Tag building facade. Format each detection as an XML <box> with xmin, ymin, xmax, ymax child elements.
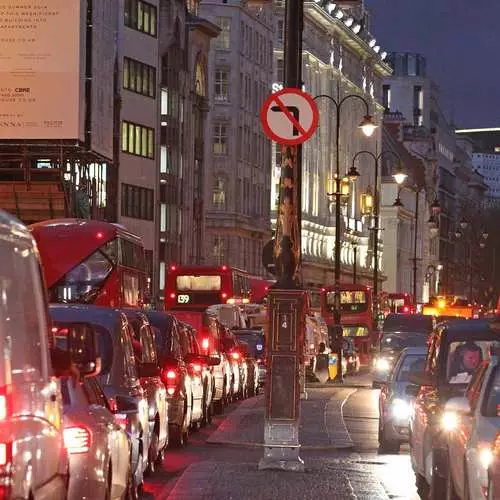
<box><xmin>271</xmin><ymin>1</ymin><xmax>392</xmax><ymax>293</ymax></box>
<box><xmin>200</xmin><ymin>1</ymin><xmax>274</xmax><ymax>276</ymax></box>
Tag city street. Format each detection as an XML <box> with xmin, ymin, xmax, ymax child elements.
<box><xmin>143</xmin><ymin>373</ymin><xmax>420</xmax><ymax>500</ymax></box>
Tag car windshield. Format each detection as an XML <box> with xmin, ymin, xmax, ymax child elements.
<box><xmin>380</xmin><ymin>332</ymin><xmax>428</xmax><ymax>350</ymax></box>
<box><xmin>484</xmin><ymin>365</ymin><xmax>500</xmax><ymax>417</ymax></box>
<box><xmin>446</xmin><ymin>340</ymin><xmax>496</xmax><ymax>385</ymax></box>
<box><xmin>383</xmin><ymin>314</ymin><xmax>433</xmax><ymax>334</ymax></box>
<box><xmin>396</xmin><ymin>354</ymin><xmax>426</xmax><ymax>382</ymax></box>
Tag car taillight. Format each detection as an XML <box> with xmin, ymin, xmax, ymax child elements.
<box><xmin>114</xmin><ymin>413</ymin><xmax>128</xmax><ymax>431</ymax></box>
<box><xmin>202</xmin><ymin>338</ymin><xmax>210</xmax><ymax>350</ymax></box>
<box><xmin>166</xmin><ymin>370</ymin><xmax>177</xmax><ymax>380</ymax></box>
<box><xmin>191</xmin><ymin>364</ymin><xmax>202</xmax><ymax>373</ymax></box>
<box><xmin>63</xmin><ymin>426</ymin><xmax>91</xmax><ymax>454</ymax></box>
<box><xmin>162</xmin><ymin>369</ymin><xmax>178</xmax><ymax>395</ymax></box>
<box><xmin>231</xmin><ymin>352</ymin><xmax>240</xmax><ymax>361</ymax></box>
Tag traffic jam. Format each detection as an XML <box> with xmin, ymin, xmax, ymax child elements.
<box><xmin>1</xmin><ymin>211</ymin><xmax>500</xmax><ymax>499</ymax></box>
<box><xmin>0</xmin><ymin>214</ymin><xmax>266</xmax><ymax>500</ymax></box>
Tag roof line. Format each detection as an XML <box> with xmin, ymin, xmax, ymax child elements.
<box><xmin>456</xmin><ymin>128</ymin><xmax>500</xmax><ymax>133</ymax></box>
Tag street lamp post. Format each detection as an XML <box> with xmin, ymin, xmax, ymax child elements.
<box><xmin>348</xmin><ymin>150</ymin><xmax>403</xmax><ymax>316</ymax></box>
<box><xmin>315</xmin><ymin>94</ymin><xmax>377</xmax><ymax>383</ymax></box>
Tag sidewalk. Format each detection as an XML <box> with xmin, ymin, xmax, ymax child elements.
<box><xmin>206</xmin><ymin>388</ymin><xmax>354</xmax><ymax>450</ymax></box>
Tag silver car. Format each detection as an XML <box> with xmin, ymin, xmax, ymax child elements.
<box><xmin>0</xmin><ymin>210</ymin><xmax>71</xmax><ymax>499</ymax></box>
<box><xmin>61</xmin><ymin>376</ymin><xmax>131</xmax><ymax>500</ymax></box>
<box><xmin>375</xmin><ymin>346</ymin><xmax>427</xmax><ymax>453</ymax></box>
<box><xmin>445</xmin><ymin>353</ymin><xmax>500</xmax><ymax>499</ymax></box>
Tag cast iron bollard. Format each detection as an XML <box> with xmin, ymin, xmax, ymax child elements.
<box><xmin>258</xmin><ymin>289</ymin><xmax>306</xmax><ymax>471</ymax></box>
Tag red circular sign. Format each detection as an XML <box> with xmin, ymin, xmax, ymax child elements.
<box><xmin>260</xmin><ymin>88</ymin><xmax>319</xmax><ymax>146</ymax></box>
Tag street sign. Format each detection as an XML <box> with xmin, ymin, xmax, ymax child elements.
<box><xmin>260</xmin><ymin>88</ymin><xmax>319</xmax><ymax>146</ymax></box>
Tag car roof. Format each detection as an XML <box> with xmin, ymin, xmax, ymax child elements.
<box><xmin>49</xmin><ymin>303</ymin><xmax>125</xmax><ymax>333</ymax></box>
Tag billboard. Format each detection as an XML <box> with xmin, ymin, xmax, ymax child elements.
<box><xmin>0</xmin><ymin>0</ymin><xmax>82</xmax><ymax>140</ymax></box>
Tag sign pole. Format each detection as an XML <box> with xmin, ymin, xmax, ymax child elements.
<box><xmin>259</xmin><ymin>0</ymin><xmax>305</xmax><ymax>472</ymax></box>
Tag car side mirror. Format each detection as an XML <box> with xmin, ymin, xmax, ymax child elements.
<box><xmin>444</xmin><ymin>396</ymin><xmax>471</xmax><ymax>415</ymax></box>
<box><xmin>408</xmin><ymin>370</ymin><xmax>435</xmax><ymax>387</ymax></box>
<box><xmin>405</xmin><ymin>384</ymin><xmax>420</xmax><ymax>397</ymax></box>
<box><xmin>52</xmin><ymin>323</ymin><xmax>101</xmax><ymax>378</ymax></box>
<box><xmin>139</xmin><ymin>363</ymin><xmax>160</xmax><ymax>378</ymax></box>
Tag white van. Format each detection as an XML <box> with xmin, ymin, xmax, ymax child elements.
<box><xmin>0</xmin><ymin>210</ymin><xmax>70</xmax><ymax>499</ymax></box>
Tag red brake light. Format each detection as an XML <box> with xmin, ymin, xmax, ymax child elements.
<box><xmin>170</xmin><ymin>293</ymin><xmax>176</xmax><ymax>299</ymax></box>
<box><xmin>63</xmin><ymin>426</ymin><xmax>91</xmax><ymax>454</ymax></box>
<box><xmin>403</xmin><ymin>306</ymin><xmax>410</xmax><ymax>313</ymax></box>
<box><xmin>166</xmin><ymin>370</ymin><xmax>177</xmax><ymax>380</ymax></box>
<box><xmin>96</xmin><ymin>232</ymin><xmax>103</xmax><ymax>239</ymax></box>
<box><xmin>221</xmin><ymin>292</ymin><xmax>228</xmax><ymax>299</ymax></box>
<box><xmin>232</xmin><ymin>352</ymin><xmax>240</xmax><ymax>361</ymax></box>
<box><xmin>202</xmin><ymin>338</ymin><xmax>209</xmax><ymax>350</ymax></box>
<box><xmin>170</xmin><ymin>265</ymin><xmax>177</xmax><ymax>271</ymax></box>
<box><xmin>222</xmin><ymin>265</ymin><xmax>227</xmax><ymax>271</ymax></box>
<box><xmin>114</xmin><ymin>413</ymin><xmax>128</xmax><ymax>430</ymax></box>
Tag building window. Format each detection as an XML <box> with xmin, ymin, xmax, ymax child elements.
<box><xmin>382</xmin><ymin>84</ymin><xmax>391</xmax><ymax>111</ymax></box>
<box><xmin>123</xmin><ymin>57</ymin><xmax>156</xmax><ymax>98</ymax></box>
<box><xmin>276</xmin><ymin>58</ymin><xmax>284</xmax><ymax>83</ymax></box>
<box><xmin>124</xmin><ymin>0</ymin><xmax>157</xmax><ymax>37</ymax></box>
<box><xmin>215</xmin><ymin>17</ymin><xmax>231</xmax><ymax>49</ymax></box>
<box><xmin>212</xmin><ymin>124</ymin><xmax>228</xmax><ymax>155</ymax></box>
<box><xmin>212</xmin><ymin>236</ymin><xmax>227</xmax><ymax>264</ymax></box>
<box><xmin>212</xmin><ymin>175</ymin><xmax>227</xmax><ymax>209</ymax></box>
<box><xmin>121</xmin><ymin>121</ymin><xmax>155</xmax><ymax>158</ymax></box>
<box><xmin>214</xmin><ymin>68</ymin><xmax>229</xmax><ymax>101</ymax></box>
<box><xmin>121</xmin><ymin>183</ymin><xmax>154</xmax><ymax>220</ymax></box>
<box><xmin>277</xmin><ymin>20</ymin><xmax>284</xmax><ymax>42</ymax></box>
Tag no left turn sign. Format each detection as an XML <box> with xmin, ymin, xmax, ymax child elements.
<box><xmin>260</xmin><ymin>87</ymin><xmax>319</xmax><ymax>146</ymax></box>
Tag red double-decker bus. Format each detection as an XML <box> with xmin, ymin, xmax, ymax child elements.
<box><xmin>30</xmin><ymin>219</ymin><xmax>147</xmax><ymax>308</ymax></box>
<box><xmin>320</xmin><ymin>283</ymin><xmax>375</xmax><ymax>364</ymax></box>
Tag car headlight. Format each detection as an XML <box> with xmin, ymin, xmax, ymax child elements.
<box><xmin>441</xmin><ymin>411</ymin><xmax>459</xmax><ymax>431</ymax></box>
<box><xmin>479</xmin><ymin>447</ymin><xmax>494</xmax><ymax>470</ymax></box>
<box><xmin>375</xmin><ymin>357</ymin><xmax>391</xmax><ymax>372</ymax></box>
<box><xmin>391</xmin><ymin>398</ymin><xmax>411</xmax><ymax>420</ymax></box>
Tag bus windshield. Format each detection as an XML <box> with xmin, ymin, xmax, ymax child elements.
<box><xmin>49</xmin><ymin>239</ymin><xmax>117</xmax><ymax>303</ymax></box>
<box><xmin>326</xmin><ymin>290</ymin><xmax>368</xmax><ymax>313</ymax></box>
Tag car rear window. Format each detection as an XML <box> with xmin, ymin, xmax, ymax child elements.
<box><xmin>380</xmin><ymin>332</ymin><xmax>428</xmax><ymax>350</ymax></box>
<box><xmin>383</xmin><ymin>314</ymin><xmax>433</xmax><ymax>333</ymax></box>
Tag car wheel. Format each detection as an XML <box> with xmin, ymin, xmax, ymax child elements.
<box><xmin>429</xmin><ymin>459</ymin><xmax>447</xmax><ymax>499</ymax></box>
<box><xmin>445</xmin><ymin>462</ymin><xmax>459</xmax><ymax>500</ymax></box>
<box><xmin>168</xmin><ymin>423</ymin><xmax>184</xmax><ymax>448</ymax></box>
<box><xmin>378</xmin><ymin>423</ymin><xmax>400</xmax><ymax>454</ymax></box>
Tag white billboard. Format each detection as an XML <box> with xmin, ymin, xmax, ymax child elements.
<box><xmin>0</xmin><ymin>0</ymin><xmax>82</xmax><ymax>140</ymax></box>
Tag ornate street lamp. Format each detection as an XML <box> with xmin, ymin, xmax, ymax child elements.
<box><xmin>361</xmin><ymin>189</ymin><xmax>374</xmax><ymax>215</ymax></box>
<box><xmin>459</xmin><ymin>217</ymin><xmax>468</xmax><ymax>230</ymax></box>
<box><xmin>358</xmin><ymin>115</ymin><xmax>378</xmax><ymax>137</ymax></box>
<box><xmin>392</xmin><ymin>165</ymin><xmax>408</xmax><ymax>186</ymax></box>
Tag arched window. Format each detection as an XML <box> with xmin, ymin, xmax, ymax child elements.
<box><xmin>212</xmin><ymin>175</ymin><xmax>227</xmax><ymax>209</ymax></box>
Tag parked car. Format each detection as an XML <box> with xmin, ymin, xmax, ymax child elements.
<box><xmin>236</xmin><ymin>339</ymin><xmax>260</xmax><ymax>397</ymax></box>
<box><xmin>407</xmin><ymin>319</ymin><xmax>500</xmax><ymax>499</ymax></box>
<box><xmin>179</xmin><ymin>322</ymin><xmax>214</xmax><ymax>427</ymax></box>
<box><xmin>50</xmin><ymin>304</ymin><xmax>150</xmax><ymax>497</ymax></box>
<box><xmin>444</xmin><ymin>351</ymin><xmax>500</xmax><ymax>499</ymax></box>
<box><xmin>220</xmin><ymin>326</ymin><xmax>243</xmax><ymax>401</ymax></box>
<box><xmin>123</xmin><ymin>310</ymin><xmax>169</xmax><ymax>473</ymax></box>
<box><xmin>146</xmin><ymin>311</ymin><xmax>195</xmax><ymax>447</ymax></box>
<box><xmin>233</xmin><ymin>329</ymin><xmax>266</xmax><ymax>388</ymax></box>
<box><xmin>0</xmin><ymin>210</ymin><xmax>72</xmax><ymax>499</ymax></box>
<box><xmin>374</xmin><ymin>347</ymin><xmax>427</xmax><ymax>453</ymax></box>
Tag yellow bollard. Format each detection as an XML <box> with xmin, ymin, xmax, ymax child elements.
<box><xmin>328</xmin><ymin>353</ymin><xmax>338</xmax><ymax>381</ymax></box>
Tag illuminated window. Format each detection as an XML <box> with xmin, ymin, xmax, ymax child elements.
<box><xmin>124</xmin><ymin>0</ymin><xmax>157</xmax><ymax>37</ymax></box>
<box><xmin>121</xmin><ymin>121</ymin><xmax>155</xmax><ymax>158</ymax></box>
<box><xmin>212</xmin><ymin>175</ymin><xmax>227</xmax><ymax>209</ymax></box>
<box><xmin>123</xmin><ymin>57</ymin><xmax>156</xmax><ymax>98</ymax></box>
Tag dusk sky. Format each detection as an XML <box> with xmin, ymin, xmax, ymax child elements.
<box><xmin>365</xmin><ymin>0</ymin><xmax>499</xmax><ymax>128</ymax></box>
